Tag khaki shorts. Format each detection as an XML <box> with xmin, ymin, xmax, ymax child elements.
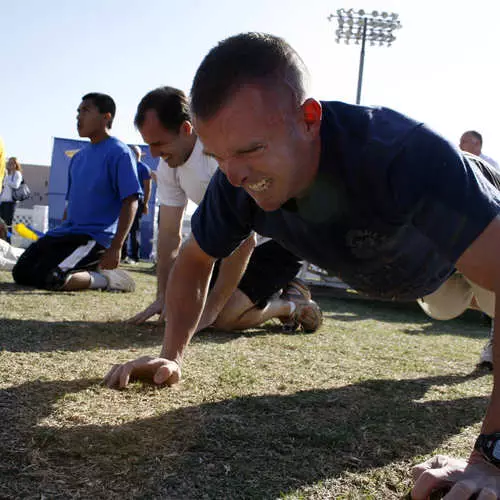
<box><xmin>418</xmin><ymin>273</ymin><xmax>495</xmax><ymax>320</ymax></box>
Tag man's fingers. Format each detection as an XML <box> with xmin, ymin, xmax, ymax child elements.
<box><xmin>412</xmin><ymin>455</ymin><xmax>451</xmax><ymax>481</ymax></box>
<box><xmin>127</xmin><ymin>311</ymin><xmax>150</xmax><ymax>325</ymax></box>
<box><xmin>119</xmin><ymin>363</ymin><xmax>133</xmax><ymax>389</ymax></box>
<box><xmin>411</xmin><ymin>467</ymin><xmax>453</xmax><ymax>500</ymax></box>
<box><xmin>126</xmin><ymin>304</ymin><xmax>161</xmax><ymax>324</ymax></box>
<box><xmin>443</xmin><ymin>480</ymin><xmax>479</xmax><ymax>500</ymax></box>
<box><xmin>153</xmin><ymin>362</ymin><xmax>180</xmax><ymax>386</ymax></box>
<box><xmin>103</xmin><ymin>364</ymin><xmax>121</xmax><ymax>386</ymax></box>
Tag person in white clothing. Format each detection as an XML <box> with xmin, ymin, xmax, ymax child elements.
<box><xmin>459</xmin><ymin>130</ymin><xmax>500</xmax><ymax>369</ymax></box>
<box><xmin>460</xmin><ymin>130</ymin><xmax>499</xmax><ymax>170</ymax></box>
<box><xmin>0</xmin><ymin>157</ymin><xmax>23</xmax><ymax>242</ymax></box>
<box><xmin>126</xmin><ymin>86</ymin><xmax>322</xmax><ymax>334</ymax></box>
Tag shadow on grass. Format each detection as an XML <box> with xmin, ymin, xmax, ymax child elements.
<box><xmin>0</xmin><ymin>318</ymin><xmax>165</xmax><ymax>353</ymax></box>
<box><xmin>0</xmin><ymin>318</ymin><xmax>300</xmax><ymax>353</ymax></box>
<box><xmin>318</xmin><ymin>297</ymin><xmax>491</xmax><ymax>340</ymax></box>
<box><xmin>0</xmin><ymin>372</ymin><xmax>490</xmax><ymax>499</ymax></box>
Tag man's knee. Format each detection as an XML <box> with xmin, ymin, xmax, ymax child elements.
<box><xmin>12</xmin><ymin>253</ymin><xmax>39</xmax><ymax>286</ymax></box>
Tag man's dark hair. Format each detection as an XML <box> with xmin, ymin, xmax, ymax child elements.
<box><xmin>190</xmin><ymin>32</ymin><xmax>309</xmax><ymax>120</ymax></box>
<box><xmin>464</xmin><ymin>130</ymin><xmax>483</xmax><ymax>146</ymax></box>
<box><xmin>134</xmin><ymin>86</ymin><xmax>190</xmax><ymax>133</ymax></box>
<box><xmin>82</xmin><ymin>92</ymin><xmax>116</xmax><ymax>128</ymax></box>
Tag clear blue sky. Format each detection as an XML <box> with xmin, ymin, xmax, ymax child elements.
<box><xmin>1</xmin><ymin>0</ymin><xmax>499</xmax><ymax>166</ymax></box>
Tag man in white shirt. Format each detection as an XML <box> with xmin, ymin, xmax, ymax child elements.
<box><xmin>127</xmin><ymin>86</ymin><xmax>322</xmax><ymax>333</ymax></box>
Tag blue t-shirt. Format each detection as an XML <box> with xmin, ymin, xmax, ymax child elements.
<box><xmin>191</xmin><ymin>101</ymin><xmax>500</xmax><ymax>300</ymax></box>
<box><xmin>137</xmin><ymin>160</ymin><xmax>151</xmax><ymax>190</ymax></box>
<box><xmin>48</xmin><ymin>136</ymin><xmax>142</xmax><ymax>247</ymax></box>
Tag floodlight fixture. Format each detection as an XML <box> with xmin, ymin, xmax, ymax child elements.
<box><xmin>328</xmin><ymin>8</ymin><xmax>402</xmax><ymax>104</ymax></box>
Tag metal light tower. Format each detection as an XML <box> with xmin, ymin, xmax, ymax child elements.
<box><xmin>328</xmin><ymin>9</ymin><xmax>402</xmax><ymax>104</ymax></box>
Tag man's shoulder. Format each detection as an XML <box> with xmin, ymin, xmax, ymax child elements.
<box><xmin>137</xmin><ymin>161</ymin><xmax>151</xmax><ymax>174</ymax></box>
<box><xmin>105</xmin><ymin>137</ymin><xmax>132</xmax><ymax>156</ymax></box>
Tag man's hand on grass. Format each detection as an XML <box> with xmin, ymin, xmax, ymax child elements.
<box><xmin>411</xmin><ymin>453</ymin><xmax>500</xmax><ymax>499</ymax></box>
<box><xmin>126</xmin><ymin>298</ymin><xmax>166</xmax><ymax>325</ymax></box>
<box><xmin>99</xmin><ymin>246</ymin><xmax>121</xmax><ymax>270</ymax></box>
<box><xmin>104</xmin><ymin>356</ymin><xmax>181</xmax><ymax>389</ymax></box>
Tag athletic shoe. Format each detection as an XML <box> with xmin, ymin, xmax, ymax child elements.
<box><xmin>281</xmin><ymin>278</ymin><xmax>312</xmax><ymax>301</ymax></box>
<box><xmin>100</xmin><ymin>269</ymin><xmax>136</xmax><ymax>293</ymax></box>
<box><xmin>477</xmin><ymin>339</ymin><xmax>493</xmax><ymax>370</ymax></box>
<box><xmin>122</xmin><ymin>257</ymin><xmax>137</xmax><ymax>265</ymax></box>
<box><xmin>283</xmin><ymin>298</ymin><xmax>323</xmax><ymax>333</ymax></box>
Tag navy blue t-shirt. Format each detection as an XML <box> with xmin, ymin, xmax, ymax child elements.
<box><xmin>191</xmin><ymin>101</ymin><xmax>500</xmax><ymax>300</ymax></box>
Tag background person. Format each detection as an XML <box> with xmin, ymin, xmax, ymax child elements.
<box><xmin>122</xmin><ymin>145</ymin><xmax>152</xmax><ymax>263</ymax></box>
<box><xmin>460</xmin><ymin>130</ymin><xmax>499</xmax><ymax>171</ymax></box>
<box><xmin>0</xmin><ymin>136</ymin><xmax>5</xmax><ymax>187</ymax></box>
<box><xmin>12</xmin><ymin>92</ymin><xmax>141</xmax><ymax>292</ymax></box>
<box><xmin>459</xmin><ymin>132</ymin><xmax>500</xmax><ymax>370</ymax></box>
<box><xmin>106</xmin><ymin>33</ymin><xmax>500</xmax><ymax>499</ymax></box>
<box><xmin>0</xmin><ymin>157</ymin><xmax>23</xmax><ymax>242</ymax></box>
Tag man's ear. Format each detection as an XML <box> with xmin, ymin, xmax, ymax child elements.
<box><xmin>104</xmin><ymin>112</ymin><xmax>113</xmax><ymax>129</ymax></box>
<box><xmin>301</xmin><ymin>98</ymin><xmax>322</xmax><ymax>131</ymax></box>
<box><xmin>180</xmin><ymin>120</ymin><xmax>194</xmax><ymax>136</ymax></box>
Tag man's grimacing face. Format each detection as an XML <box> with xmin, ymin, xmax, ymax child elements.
<box><xmin>139</xmin><ymin>109</ymin><xmax>192</xmax><ymax>168</ymax></box>
<box><xmin>193</xmin><ymin>84</ymin><xmax>320</xmax><ymax>212</ymax></box>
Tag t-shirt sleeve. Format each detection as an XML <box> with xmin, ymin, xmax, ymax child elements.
<box><xmin>191</xmin><ymin>170</ymin><xmax>254</xmax><ymax>258</ymax></box>
<box><xmin>113</xmin><ymin>150</ymin><xmax>142</xmax><ymax>201</ymax></box>
<box><xmin>138</xmin><ymin>161</ymin><xmax>152</xmax><ymax>182</ymax></box>
<box><xmin>156</xmin><ymin>158</ymin><xmax>187</xmax><ymax>207</ymax></box>
<box><xmin>386</xmin><ymin>124</ymin><xmax>500</xmax><ymax>264</ymax></box>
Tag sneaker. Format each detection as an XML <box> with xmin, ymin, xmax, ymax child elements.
<box><xmin>100</xmin><ymin>269</ymin><xmax>136</xmax><ymax>293</ymax></box>
<box><xmin>281</xmin><ymin>278</ymin><xmax>312</xmax><ymax>301</ymax></box>
<box><xmin>122</xmin><ymin>257</ymin><xmax>137</xmax><ymax>265</ymax></box>
<box><xmin>477</xmin><ymin>339</ymin><xmax>493</xmax><ymax>370</ymax></box>
<box><xmin>283</xmin><ymin>298</ymin><xmax>323</xmax><ymax>333</ymax></box>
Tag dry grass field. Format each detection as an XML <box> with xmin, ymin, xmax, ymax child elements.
<box><xmin>0</xmin><ymin>264</ymin><xmax>493</xmax><ymax>499</ymax></box>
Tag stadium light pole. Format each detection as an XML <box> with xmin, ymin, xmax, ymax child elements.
<box><xmin>328</xmin><ymin>9</ymin><xmax>402</xmax><ymax>104</ymax></box>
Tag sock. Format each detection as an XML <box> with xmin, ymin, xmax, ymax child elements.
<box><xmin>89</xmin><ymin>271</ymin><xmax>108</xmax><ymax>289</ymax></box>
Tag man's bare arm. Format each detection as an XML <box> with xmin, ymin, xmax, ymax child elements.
<box><xmin>105</xmin><ymin>234</ymin><xmax>215</xmax><ymax>388</ymax></box>
<box><xmin>196</xmin><ymin>233</ymin><xmax>256</xmax><ymax>331</ymax></box>
<box><xmin>127</xmin><ymin>204</ymin><xmax>185</xmax><ymax>324</ymax></box>
<box><xmin>100</xmin><ymin>195</ymin><xmax>138</xmax><ymax>269</ymax></box>
<box><xmin>142</xmin><ymin>178</ymin><xmax>152</xmax><ymax>214</ymax></box>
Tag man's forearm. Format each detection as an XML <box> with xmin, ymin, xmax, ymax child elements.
<box><xmin>143</xmin><ymin>179</ymin><xmax>152</xmax><ymax>207</ymax></box>
<box><xmin>198</xmin><ymin>233</ymin><xmax>256</xmax><ymax>330</ymax></box>
<box><xmin>480</xmin><ymin>284</ymin><xmax>500</xmax><ymax>434</ymax></box>
<box><xmin>160</xmin><ymin>239</ymin><xmax>215</xmax><ymax>363</ymax></box>
<box><xmin>156</xmin><ymin>233</ymin><xmax>181</xmax><ymax>299</ymax></box>
<box><xmin>110</xmin><ymin>196</ymin><xmax>138</xmax><ymax>249</ymax></box>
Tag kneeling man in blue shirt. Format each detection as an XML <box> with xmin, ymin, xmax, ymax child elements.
<box><xmin>13</xmin><ymin>93</ymin><xmax>141</xmax><ymax>292</ymax></box>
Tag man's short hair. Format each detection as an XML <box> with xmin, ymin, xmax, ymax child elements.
<box><xmin>82</xmin><ymin>92</ymin><xmax>116</xmax><ymax>128</ymax></box>
<box><xmin>134</xmin><ymin>86</ymin><xmax>190</xmax><ymax>133</ymax></box>
<box><xmin>190</xmin><ymin>32</ymin><xmax>310</xmax><ymax>121</ymax></box>
<box><xmin>463</xmin><ymin>130</ymin><xmax>483</xmax><ymax>146</ymax></box>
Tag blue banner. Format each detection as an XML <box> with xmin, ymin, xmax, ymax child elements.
<box><xmin>49</xmin><ymin>137</ymin><xmax>159</xmax><ymax>259</ymax></box>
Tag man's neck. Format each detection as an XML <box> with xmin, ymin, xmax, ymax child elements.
<box><xmin>89</xmin><ymin>130</ymin><xmax>110</xmax><ymax>144</ymax></box>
